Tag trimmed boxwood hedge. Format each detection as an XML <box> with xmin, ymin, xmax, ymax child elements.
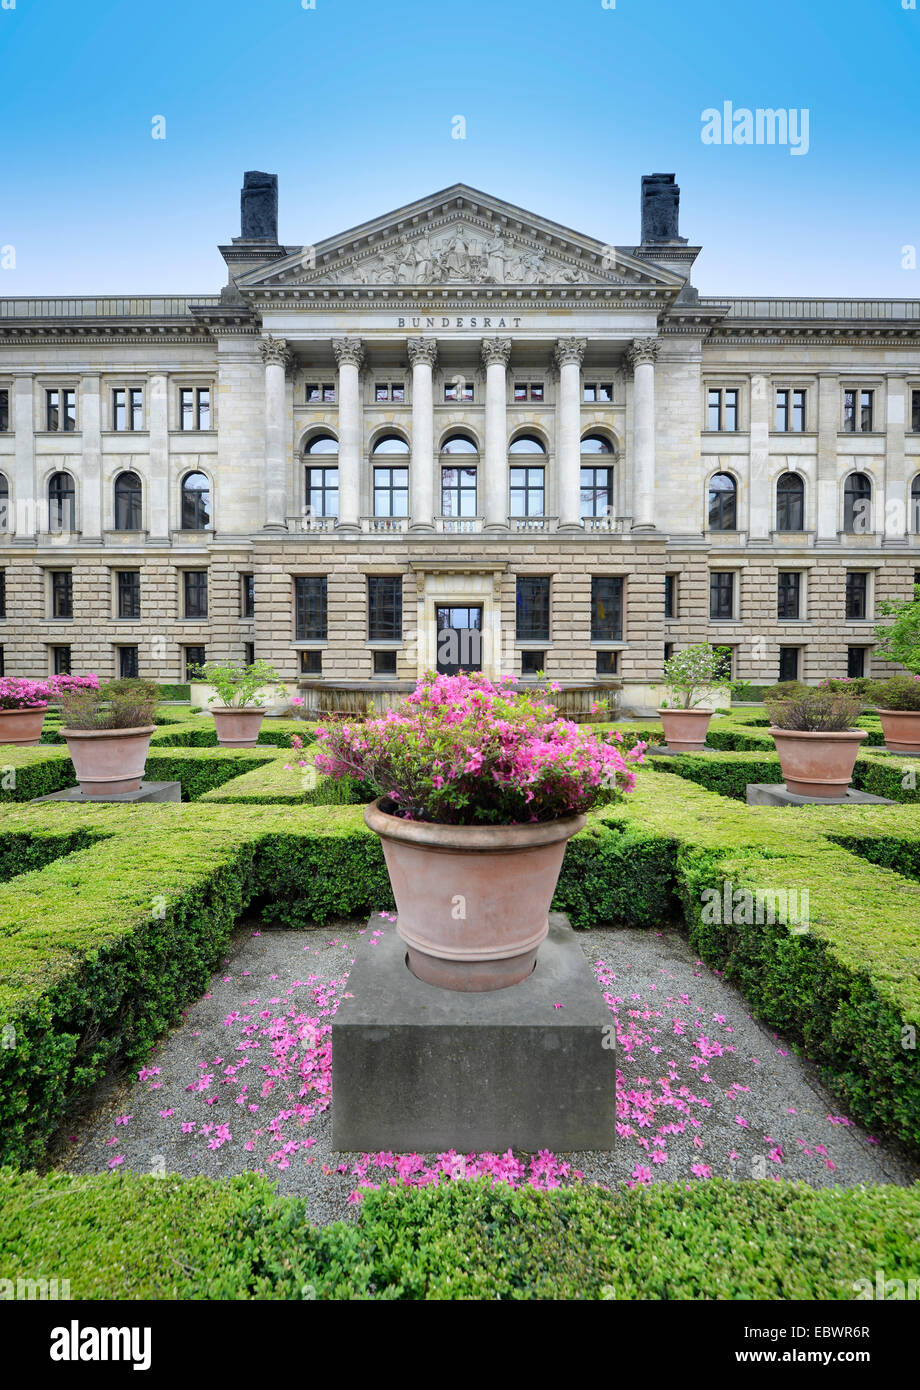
<box><xmin>1</xmin><ymin>1168</ymin><xmax>918</xmax><ymax>1300</ymax></box>
<box><xmin>645</xmin><ymin>747</ymin><xmax>920</xmax><ymax>804</ymax></box>
<box><xmin>0</xmin><ymin>746</ymin><xmax>282</xmax><ymax>804</ymax></box>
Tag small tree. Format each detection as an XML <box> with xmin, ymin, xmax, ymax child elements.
<box><xmin>190</xmin><ymin>659</ymin><xmax>283</xmax><ymax>708</ymax></box>
<box><xmin>661</xmin><ymin>644</ymin><xmax>727</xmax><ymax>709</ymax></box>
<box><xmin>874</xmin><ymin>584</ymin><xmax>920</xmax><ymax>675</ymax></box>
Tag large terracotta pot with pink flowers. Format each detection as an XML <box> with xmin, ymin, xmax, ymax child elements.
<box><xmin>365</xmin><ymin>798</ymin><xmax>585</xmax><ymax>991</ymax></box>
<box><xmin>0</xmin><ymin>706</ymin><xmax>47</xmax><ymax>746</ymax></box>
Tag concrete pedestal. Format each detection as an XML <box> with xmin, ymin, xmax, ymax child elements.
<box><xmin>746</xmin><ymin>783</ymin><xmax>894</xmax><ymax>807</ymax></box>
<box><xmin>36</xmin><ymin>781</ymin><xmax>182</xmax><ymax>804</ymax></box>
<box><xmin>332</xmin><ymin>912</ymin><xmax>616</xmax><ymax>1153</ymax></box>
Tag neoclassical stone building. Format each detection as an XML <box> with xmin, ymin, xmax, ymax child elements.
<box><xmin>1</xmin><ymin>170</ymin><xmax>918</xmax><ymax>702</ymax></box>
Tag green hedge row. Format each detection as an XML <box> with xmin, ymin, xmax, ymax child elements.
<box><xmin>646</xmin><ymin>748</ymin><xmax>920</xmax><ymax>804</ymax></box>
<box><xmin>0</xmin><ymin>746</ymin><xmax>282</xmax><ymax>804</ymax></box>
<box><xmin>2</xmin><ymin>1168</ymin><xmax>918</xmax><ymax>1300</ymax></box>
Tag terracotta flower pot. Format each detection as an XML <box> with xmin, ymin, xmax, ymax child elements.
<box><xmin>877</xmin><ymin>709</ymin><xmax>920</xmax><ymax>755</ymax></box>
<box><xmin>769</xmin><ymin>727</ymin><xmax>867</xmax><ymax>799</ymax></box>
<box><xmin>364</xmin><ymin>797</ymin><xmax>586</xmax><ymax>992</ymax></box>
<box><xmin>0</xmin><ymin>705</ymin><xmax>48</xmax><ymax>746</ymax></box>
<box><xmin>60</xmin><ymin>725</ymin><xmax>155</xmax><ymax>796</ymax></box>
<box><xmin>211</xmin><ymin>707</ymin><xmax>265</xmax><ymax>748</ymax></box>
<box><xmin>657</xmin><ymin>707</ymin><xmax>713</xmax><ymax>753</ymax></box>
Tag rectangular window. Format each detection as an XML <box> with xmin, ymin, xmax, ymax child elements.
<box><xmin>183</xmin><ymin>570</ymin><xmax>208</xmax><ymax>619</ymax></box>
<box><xmin>51</xmin><ymin>570</ymin><xmax>73</xmax><ymax>619</ymax></box>
<box><xmin>579</xmin><ymin>466</ymin><xmax>613</xmax><ymax>519</ymax></box>
<box><xmin>845</xmin><ymin>571</ymin><xmax>868</xmax><ymax>620</ymax></box>
<box><xmin>844</xmin><ymin>388</ymin><xmax>874</xmax><ymax>432</ymax></box>
<box><xmin>305</xmin><ymin>466</ymin><xmax>339</xmax><ymax>520</ymax></box>
<box><xmin>777</xmin><ymin>571</ymin><xmax>801</xmax><ymax>620</ymax></box>
<box><xmin>664</xmin><ymin>573</ymin><xmax>677</xmax><ymax>619</ymax></box>
<box><xmin>300</xmin><ymin>649</ymin><xmax>322</xmax><ymax>676</ymax></box>
<box><xmin>444</xmin><ymin>380</ymin><xmax>474</xmax><ymax>402</ymax></box>
<box><xmin>241</xmin><ymin>573</ymin><xmax>255</xmax><ymax>619</ymax></box>
<box><xmin>516</xmin><ymin>576</ymin><xmax>550</xmax><ymax>642</ymax></box>
<box><xmin>912</xmin><ymin>389</ymin><xmax>920</xmax><ymax>434</ymax></box>
<box><xmin>441</xmin><ymin>466</ymin><xmax>477</xmax><ymax>518</ymax></box>
<box><xmin>117</xmin><ymin>570</ymin><xmax>141</xmax><ymax>620</ymax></box>
<box><xmin>46</xmin><ymin>388</ymin><xmax>76</xmax><ymax>431</ymax></box>
<box><xmin>520</xmin><ymin>650</ymin><xmax>545</xmax><ymax>676</ymax></box>
<box><xmin>376</xmin><ymin>382</ymin><xmax>406</xmax><ymax>402</ymax></box>
<box><xmin>367</xmin><ymin>575</ymin><xmax>402</xmax><ymax>641</ymax></box>
<box><xmin>709</xmin><ymin>571</ymin><xmax>734</xmax><ymax>620</ymax></box>
<box><xmin>664</xmin><ymin>642</ymin><xmax>674</xmax><ymax>663</ymax></box>
<box><xmin>373</xmin><ymin>649</ymin><xmax>397</xmax><ymax>676</ymax></box>
<box><xmin>118</xmin><ymin>646</ymin><xmax>139</xmax><ymax>679</ymax></box>
<box><xmin>305</xmin><ymin>382</ymin><xmax>335</xmax><ymax>403</ymax></box>
<box><xmin>179</xmin><ymin>387</ymin><xmax>211</xmax><ymax>430</ymax></box>
<box><xmin>707</xmin><ymin>388</ymin><xmax>739</xmax><ymax>432</ymax></box>
<box><xmin>591</xmin><ymin>576</ymin><xmax>623</xmax><ymax>642</ymax></box>
<box><xmin>847</xmin><ymin>646</ymin><xmax>866</xmax><ymax>679</ymax></box>
<box><xmin>513</xmin><ymin>383</ymin><xmax>543</xmax><ymax>402</ymax></box>
<box><xmin>113</xmin><ymin>388</ymin><xmax>143</xmax><ymax>431</ymax></box>
<box><xmin>52</xmin><ymin>645</ymin><xmax>71</xmax><ymax>676</ymax></box>
<box><xmin>0</xmin><ymin>646</ymin><xmax>4</xmax><ymax>676</ymax></box>
<box><xmin>596</xmin><ymin>649</ymin><xmax>619</xmax><ymax>676</ymax></box>
<box><xmin>509</xmin><ymin>466</ymin><xmax>545</xmax><ymax>518</ymax></box>
<box><xmin>0</xmin><ymin>570</ymin><xmax>5</xmax><ymax>619</ymax></box>
<box><xmin>294</xmin><ymin>576</ymin><xmax>327</xmax><ymax>641</ymax></box>
<box><xmin>184</xmin><ymin>645</ymin><xmax>205</xmax><ymax>680</ymax></box>
<box><xmin>0</xmin><ymin>388</ymin><xmax>9</xmax><ymax>432</ymax></box>
<box><xmin>583</xmin><ymin>382</ymin><xmax>613</xmax><ymax>403</ymax></box>
<box><xmin>373</xmin><ymin>467</ymin><xmax>409</xmax><ymax>518</ymax></box>
<box><xmin>778</xmin><ymin>647</ymin><xmax>799</xmax><ymax>683</ymax></box>
<box><xmin>776</xmin><ymin>388</ymin><xmax>807</xmax><ymax>431</ymax></box>
<box><xmin>244</xmin><ymin>642</ymin><xmax>255</xmax><ymax>667</ymax></box>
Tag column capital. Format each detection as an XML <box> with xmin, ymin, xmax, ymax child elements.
<box><xmin>625</xmin><ymin>336</ymin><xmax>661</xmax><ymax>372</ymax></box>
<box><xmin>331</xmin><ymin>336</ymin><xmax>366</xmax><ymax>370</ymax></box>
<box><xmin>406</xmin><ymin>335</ymin><xmax>438</xmax><ymax>369</ymax></box>
<box><xmin>480</xmin><ymin>336</ymin><xmax>512</xmax><ymax>370</ymax></box>
<box><xmin>259</xmin><ymin>335</ymin><xmax>293</xmax><ymax>370</ymax></box>
<box><xmin>552</xmin><ymin>336</ymin><xmax>587</xmax><ymax>373</ymax></box>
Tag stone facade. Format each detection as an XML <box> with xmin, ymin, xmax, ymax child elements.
<box><xmin>1</xmin><ymin>171</ymin><xmax>918</xmax><ymax>697</ymax></box>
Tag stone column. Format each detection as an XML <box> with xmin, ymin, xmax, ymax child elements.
<box><xmin>554</xmin><ymin>337</ymin><xmax>587</xmax><ymax>530</ymax></box>
<box><xmin>815</xmin><ymin>373</ymin><xmax>840</xmax><ymax>545</ymax></box>
<box><xmin>626</xmin><ymin>337</ymin><xmax>661</xmax><ymax>531</ymax></box>
<box><xmin>884</xmin><ymin>376</ymin><xmax>907</xmax><ymax>546</ymax></box>
<box><xmin>79</xmin><ymin>374</ymin><xmax>102</xmax><ymax>543</ymax></box>
<box><xmin>332</xmin><ymin>337</ymin><xmax>365</xmax><ymax>533</ymax></box>
<box><xmin>481</xmin><ymin>336</ymin><xmax>512</xmax><ymax>531</ymax></box>
<box><xmin>11</xmin><ymin>374</ymin><xmax>35</xmax><ymax>540</ymax></box>
<box><xmin>147</xmin><ymin>374</ymin><xmax>170</xmax><ymax>542</ymax></box>
<box><xmin>407</xmin><ymin>336</ymin><xmax>437</xmax><ymax>532</ymax></box>
<box><xmin>260</xmin><ymin>336</ymin><xmax>293</xmax><ymax>531</ymax></box>
<box><xmin>748</xmin><ymin>373</ymin><xmax>770</xmax><ymax>543</ymax></box>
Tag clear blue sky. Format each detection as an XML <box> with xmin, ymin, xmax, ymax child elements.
<box><xmin>2</xmin><ymin>0</ymin><xmax>919</xmax><ymax>297</ymax></box>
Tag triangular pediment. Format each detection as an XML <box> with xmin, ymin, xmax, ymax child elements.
<box><xmin>236</xmin><ymin>184</ymin><xmax>685</xmax><ymax>293</ymax></box>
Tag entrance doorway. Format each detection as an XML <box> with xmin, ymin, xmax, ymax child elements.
<box><xmin>435</xmin><ymin>605</ymin><xmax>483</xmax><ymax>675</ymax></box>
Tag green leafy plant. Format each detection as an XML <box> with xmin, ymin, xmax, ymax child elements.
<box><xmin>762</xmin><ymin>680</ymin><xmax>809</xmax><ymax>701</ymax></box>
<box><xmin>818</xmin><ymin>676</ymin><xmax>872</xmax><ymax>698</ymax></box>
<box><xmin>866</xmin><ymin>675</ymin><xmax>920</xmax><ymax>711</ymax></box>
<box><xmin>660</xmin><ymin>644</ymin><xmax>728</xmax><ymax>710</ymax></box>
<box><xmin>874</xmin><ymin>584</ymin><xmax>920</xmax><ymax>674</ymax></box>
<box><xmin>59</xmin><ymin>679</ymin><xmax>159</xmax><ymax>731</ymax></box>
<box><xmin>765</xmin><ymin>688</ymin><xmax>863</xmax><ymax>732</ymax></box>
<box><xmin>190</xmin><ymin>659</ymin><xmax>283</xmax><ymax>709</ymax></box>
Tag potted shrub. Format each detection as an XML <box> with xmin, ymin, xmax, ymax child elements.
<box><xmin>0</xmin><ymin>673</ymin><xmax>98</xmax><ymax>746</ymax></box>
<box><xmin>866</xmin><ymin>675</ymin><xmax>920</xmax><ymax>754</ymax></box>
<box><xmin>765</xmin><ymin>688</ymin><xmax>866</xmax><ymax>798</ymax></box>
<box><xmin>58</xmin><ymin>678</ymin><xmax>159</xmax><ymax>795</ymax></box>
<box><xmin>657</xmin><ymin>644</ymin><xmax>727</xmax><ymax>751</ymax></box>
<box><xmin>315</xmin><ymin>672</ymin><xmax>644</xmax><ymax>992</ymax></box>
<box><xmin>190</xmin><ymin>659</ymin><xmax>282</xmax><ymax>747</ymax></box>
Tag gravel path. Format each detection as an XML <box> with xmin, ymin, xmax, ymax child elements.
<box><xmin>57</xmin><ymin>916</ymin><xmax>918</xmax><ymax>1225</ymax></box>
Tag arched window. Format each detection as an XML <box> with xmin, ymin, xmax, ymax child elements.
<box><xmin>911</xmin><ymin>474</ymin><xmax>920</xmax><ymax>533</ymax></box>
<box><xmin>48</xmin><ymin>471</ymin><xmax>76</xmax><ymax>531</ymax></box>
<box><xmin>708</xmin><ymin>472</ymin><xmax>737</xmax><ymax>531</ymax></box>
<box><xmin>580</xmin><ymin>434</ymin><xmax>614</xmax><ymax>520</ymax></box>
<box><xmin>509</xmin><ymin>434</ymin><xmax>546</xmax><ymax>454</ymax></box>
<box><xmin>114</xmin><ymin>471</ymin><xmax>143</xmax><ymax>531</ymax></box>
<box><xmin>509</xmin><ymin>436</ymin><xmax>546</xmax><ymax>517</ymax></box>
<box><xmin>371</xmin><ymin>434</ymin><xmax>410</xmax><ymax>454</ymax></box>
<box><xmin>776</xmin><ymin>471</ymin><xmax>804</xmax><ymax>531</ymax></box>
<box><xmin>181</xmin><ymin>471</ymin><xmax>211</xmax><ymax>531</ymax></box>
<box><xmin>844</xmin><ymin>472</ymin><xmax>872</xmax><ymax>534</ymax></box>
<box><xmin>305</xmin><ymin>434</ymin><xmax>339</xmax><ymax>519</ymax></box>
<box><xmin>440</xmin><ymin>435</ymin><xmax>478</xmax><ymax>518</ymax></box>
<box><xmin>0</xmin><ymin>472</ymin><xmax>8</xmax><ymax>532</ymax></box>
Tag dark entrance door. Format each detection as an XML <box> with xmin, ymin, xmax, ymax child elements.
<box><xmin>435</xmin><ymin>605</ymin><xmax>483</xmax><ymax>675</ymax></box>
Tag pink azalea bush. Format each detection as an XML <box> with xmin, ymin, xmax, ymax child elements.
<box><xmin>313</xmin><ymin>671</ymin><xmax>644</xmax><ymax>825</ymax></box>
<box><xmin>0</xmin><ymin>673</ymin><xmax>98</xmax><ymax>710</ymax></box>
